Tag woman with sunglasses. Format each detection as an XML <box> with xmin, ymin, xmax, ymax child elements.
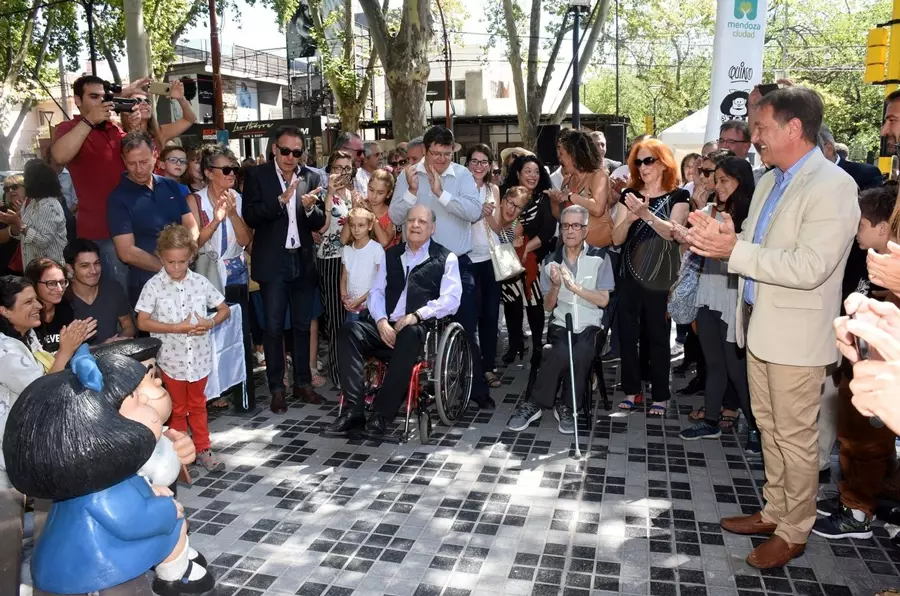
<box><xmin>690</xmin><ymin>149</ymin><xmax>732</xmax><ymax>211</ymax></box>
<box><xmin>0</xmin><ymin>174</ymin><xmax>25</xmax><ymax>275</ymax></box>
<box><xmin>466</xmin><ymin>144</ymin><xmax>503</xmax><ymax>388</ymax></box>
<box><xmin>187</xmin><ymin>144</ymin><xmax>256</xmax><ymax>412</ymax></box>
<box><xmin>24</xmin><ymin>258</ymin><xmax>97</xmax><ymax>354</ymax></box>
<box><xmin>612</xmin><ymin>138</ymin><xmax>690</xmax><ymax>416</ymax></box>
<box><xmin>675</xmin><ymin>157</ymin><xmax>757</xmax><ymax>450</ymax></box>
<box><xmin>317</xmin><ymin>150</ymin><xmax>356</xmax><ymax>388</ymax></box>
<box><xmin>121</xmin><ymin>81</ymin><xmax>197</xmax><ymax>153</ymax></box>
<box><xmin>387</xmin><ymin>148</ymin><xmax>408</xmax><ymax>181</ymax></box>
<box><xmin>499</xmin><ymin>155</ymin><xmax>557</xmax><ymax>394</ymax></box>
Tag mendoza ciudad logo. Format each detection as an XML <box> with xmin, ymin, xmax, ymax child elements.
<box><xmin>729</xmin><ymin>0</ymin><xmax>762</xmax><ymax>36</ymax></box>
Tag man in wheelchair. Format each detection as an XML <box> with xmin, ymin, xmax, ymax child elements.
<box><xmin>325</xmin><ymin>205</ymin><xmax>462</xmax><ymax>439</ymax></box>
<box><xmin>507</xmin><ymin>205</ymin><xmax>615</xmax><ymax>434</ymax></box>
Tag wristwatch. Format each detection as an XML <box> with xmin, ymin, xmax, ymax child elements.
<box><xmin>413</xmin><ymin>312</ymin><xmax>423</xmax><ymax>324</ymax></box>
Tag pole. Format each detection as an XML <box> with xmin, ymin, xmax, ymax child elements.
<box><xmin>572</xmin><ymin>6</ymin><xmax>581</xmax><ymax>129</ymax></box>
<box><xmin>208</xmin><ymin>0</ymin><xmax>225</xmax><ymax>130</ymax></box>
<box><xmin>58</xmin><ymin>53</ymin><xmax>69</xmax><ymax>118</ymax></box>
<box><xmin>614</xmin><ymin>0</ymin><xmax>620</xmax><ymax>116</ymax></box>
<box><xmin>124</xmin><ymin>0</ymin><xmax>151</xmax><ymax>80</ymax></box>
<box><xmin>85</xmin><ymin>0</ymin><xmax>97</xmax><ymax>76</ymax></box>
<box><xmin>436</xmin><ymin>0</ymin><xmax>451</xmax><ymax>129</ymax></box>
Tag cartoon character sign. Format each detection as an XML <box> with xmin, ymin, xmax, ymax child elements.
<box><xmin>719</xmin><ymin>90</ymin><xmax>750</xmax><ymax>122</ymax></box>
<box><xmin>2</xmin><ymin>345</ymin><xmax>214</xmax><ymax>595</ymax></box>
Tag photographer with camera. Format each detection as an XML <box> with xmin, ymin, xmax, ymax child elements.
<box><xmin>49</xmin><ymin>74</ymin><xmax>150</xmax><ymax>291</ymax></box>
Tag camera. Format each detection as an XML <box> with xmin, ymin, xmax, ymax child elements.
<box><xmin>101</xmin><ymin>80</ymin><xmax>143</xmax><ymax>114</ymax></box>
<box><xmin>102</xmin><ymin>80</ymin><xmax>122</xmax><ymax>103</ymax></box>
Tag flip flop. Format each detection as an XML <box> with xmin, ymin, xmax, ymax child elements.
<box><xmin>717</xmin><ymin>413</ymin><xmax>739</xmax><ymax>430</ymax></box>
<box><xmin>310</xmin><ymin>372</ymin><xmax>326</xmax><ymax>388</ymax></box>
<box><xmin>688</xmin><ymin>406</ymin><xmax>706</xmax><ymax>421</ymax></box>
<box><xmin>648</xmin><ymin>403</ymin><xmax>667</xmax><ymax>417</ymax></box>
<box><xmin>209</xmin><ymin>398</ymin><xmax>230</xmax><ymax>410</ymax></box>
<box><xmin>618</xmin><ymin>393</ymin><xmax>644</xmax><ymax>411</ymax></box>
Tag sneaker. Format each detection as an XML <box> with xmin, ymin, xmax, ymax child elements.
<box><xmin>679</xmin><ymin>421</ymin><xmax>722</xmax><ymax>441</ymax></box>
<box><xmin>508</xmin><ymin>401</ymin><xmax>542</xmax><ymax>432</ymax></box>
<box><xmin>811</xmin><ymin>505</ymin><xmax>873</xmax><ymax>540</ymax></box>
<box><xmin>671</xmin><ymin>342</ymin><xmax>685</xmax><ymax>358</ymax></box>
<box><xmin>554</xmin><ymin>405</ymin><xmax>575</xmax><ymax>435</ymax></box>
<box><xmin>745</xmin><ymin>430</ymin><xmax>762</xmax><ymax>455</ymax></box>
<box><xmin>816</xmin><ymin>495</ymin><xmax>841</xmax><ymax>517</ymax></box>
<box><xmin>196</xmin><ymin>450</ymin><xmax>225</xmax><ymax>473</ymax></box>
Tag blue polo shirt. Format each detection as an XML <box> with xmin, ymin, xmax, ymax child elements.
<box><xmin>107</xmin><ymin>173</ymin><xmax>190</xmax><ymax>289</ymax></box>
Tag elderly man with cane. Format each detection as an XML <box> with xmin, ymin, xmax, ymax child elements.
<box><xmin>507</xmin><ymin>205</ymin><xmax>615</xmax><ymax>435</ymax></box>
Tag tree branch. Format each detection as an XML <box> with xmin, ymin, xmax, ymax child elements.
<box><xmin>501</xmin><ymin>0</ymin><xmax>527</xmax><ymax>135</ymax></box>
<box><xmin>356</xmin><ymin>0</ymin><xmax>389</xmax><ymax>106</ymax></box>
<box><xmin>358</xmin><ymin>0</ymin><xmax>391</xmax><ymax>65</ymax></box>
<box><xmin>170</xmin><ymin>0</ymin><xmax>205</xmax><ymax>48</ymax></box>
<box><xmin>538</xmin><ymin>16</ymin><xmax>568</xmax><ymax>99</ymax></box>
<box><xmin>96</xmin><ymin>27</ymin><xmax>122</xmax><ymax>84</ymax></box>
<box><xmin>3</xmin><ymin>0</ymin><xmax>40</xmax><ymax>92</ymax></box>
<box><xmin>342</xmin><ymin>0</ymin><xmax>353</xmax><ymax>66</ymax></box>
<box><xmin>525</xmin><ymin>0</ymin><xmax>540</xmax><ymax>97</ymax></box>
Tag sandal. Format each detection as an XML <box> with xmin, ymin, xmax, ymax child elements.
<box><xmin>648</xmin><ymin>402</ymin><xmax>668</xmax><ymax>417</ymax></box>
<box><xmin>484</xmin><ymin>371</ymin><xmax>502</xmax><ymax>389</ymax></box>
<box><xmin>688</xmin><ymin>406</ymin><xmax>706</xmax><ymax>421</ymax></box>
<box><xmin>310</xmin><ymin>372</ymin><xmax>326</xmax><ymax>388</ymax></box>
<box><xmin>717</xmin><ymin>411</ymin><xmax>739</xmax><ymax>430</ymax></box>
<box><xmin>618</xmin><ymin>393</ymin><xmax>644</xmax><ymax>411</ymax></box>
<box><xmin>209</xmin><ymin>398</ymin><xmax>230</xmax><ymax>410</ymax></box>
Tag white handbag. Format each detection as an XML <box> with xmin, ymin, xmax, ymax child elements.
<box><xmin>486</xmin><ymin>217</ymin><xmax>525</xmax><ymax>282</ymax></box>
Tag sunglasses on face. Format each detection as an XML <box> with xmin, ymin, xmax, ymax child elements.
<box><xmin>276</xmin><ymin>145</ymin><xmax>305</xmax><ymax>158</ymax></box>
<box><xmin>634</xmin><ymin>157</ymin><xmax>658</xmax><ymax>167</ymax></box>
<box><xmin>209</xmin><ymin>165</ymin><xmax>239</xmax><ymax>176</ymax></box>
<box><xmin>166</xmin><ymin>157</ymin><xmax>188</xmax><ymax>166</ymax></box>
<box><xmin>389</xmin><ymin>160</ymin><xmax>408</xmax><ymax>168</ymax></box>
<box><xmin>699</xmin><ymin>168</ymin><xmax>716</xmax><ymax>177</ymax></box>
<box><xmin>492</xmin><ymin>169</ymin><xmax>502</xmax><ymax>176</ymax></box>
<box><xmin>343</xmin><ymin>148</ymin><xmax>365</xmax><ymax>157</ymax></box>
<box><xmin>4</xmin><ymin>184</ymin><xmax>20</xmax><ymax>191</ymax></box>
<box><xmin>39</xmin><ymin>279</ymin><xmax>69</xmax><ymax>290</ymax></box>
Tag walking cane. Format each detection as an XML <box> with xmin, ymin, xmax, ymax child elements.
<box><xmin>565</xmin><ymin>313</ymin><xmax>582</xmax><ymax>459</ymax></box>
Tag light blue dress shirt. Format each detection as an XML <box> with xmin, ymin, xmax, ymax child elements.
<box><xmin>388</xmin><ymin>161</ymin><xmax>482</xmax><ymax>256</ymax></box>
<box><xmin>743</xmin><ymin>148</ymin><xmax>818</xmax><ymax>305</ymax></box>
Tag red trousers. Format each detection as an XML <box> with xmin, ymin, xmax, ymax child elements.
<box><xmin>161</xmin><ymin>371</ymin><xmax>211</xmax><ymax>453</ymax></box>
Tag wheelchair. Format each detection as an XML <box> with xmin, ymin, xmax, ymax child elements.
<box><xmin>337</xmin><ymin>317</ymin><xmax>474</xmax><ymax>443</ymax></box>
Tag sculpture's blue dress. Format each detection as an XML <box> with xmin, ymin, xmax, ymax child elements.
<box><xmin>32</xmin><ymin>474</ymin><xmax>183</xmax><ymax>594</ymax></box>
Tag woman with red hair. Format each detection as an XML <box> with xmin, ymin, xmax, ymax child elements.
<box><xmin>611</xmin><ymin>139</ymin><xmax>690</xmax><ymax>416</ymax></box>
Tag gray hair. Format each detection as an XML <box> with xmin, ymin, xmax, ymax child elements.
<box><xmin>818</xmin><ymin>125</ymin><xmax>836</xmax><ymax>150</ymax></box>
<box><xmin>561</xmin><ymin>204</ymin><xmax>589</xmax><ymax>226</ymax></box>
<box><xmin>336</xmin><ymin>131</ymin><xmax>361</xmax><ymax>149</ymax></box>
<box><xmin>200</xmin><ymin>143</ymin><xmax>238</xmax><ymax>183</ymax></box>
<box><xmin>701</xmin><ymin>141</ymin><xmax>719</xmax><ymax>156</ymax></box>
<box><xmin>121</xmin><ymin>131</ymin><xmax>154</xmax><ymax>155</ymax></box>
<box><xmin>364</xmin><ymin>140</ymin><xmax>382</xmax><ymax>158</ymax></box>
<box><xmin>407</xmin><ymin>136</ymin><xmax>425</xmax><ymax>152</ymax></box>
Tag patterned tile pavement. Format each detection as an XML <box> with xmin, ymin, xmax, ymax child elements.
<box><xmin>182</xmin><ymin>348</ymin><xmax>900</xmax><ymax>596</ymax></box>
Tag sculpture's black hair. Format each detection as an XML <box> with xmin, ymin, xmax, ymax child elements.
<box><xmin>3</xmin><ymin>354</ymin><xmax>156</xmax><ymax>500</ymax></box>
<box><xmin>89</xmin><ymin>337</ymin><xmax>161</xmax><ymax>364</ymax></box>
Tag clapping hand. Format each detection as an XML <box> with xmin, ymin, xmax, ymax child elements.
<box><xmin>549</xmin><ymin>262</ymin><xmax>562</xmax><ymax>287</ymax></box>
<box><xmin>0</xmin><ymin>209</ymin><xmax>21</xmax><ymax>229</ymax></box>
<box><xmin>559</xmin><ymin>266</ymin><xmax>579</xmax><ymax>293</ymax></box>
<box><xmin>213</xmin><ymin>195</ymin><xmax>229</xmax><ymax>223</ymax></box>
<box><xmin>279</xmin><ymin>179</ymin><xmax>299</xmax><ymax>205</ymax></box>
<box><xmin>190</xmin><ymin>312</ymin><xmax>214</xmax><ymax>335</ymax></box>
<box><xmin>543</xmin><ymin>189</ymin><xmax>567</xmax><ymax>205</ymax></box>
<box><xmin>867</xmin><ymin>242</ymin><xmax>900</xmax><ymax>294</ymax></box>
<box><xmin>684</xmin><ymin>209</ymin><xmax>738</xmax><ymax>259</ymax></box>
<box><xmin>59</xmin><ymin>318</ymin><xmax>98</xmax><ymax>354</ymax></box>
<box><xmin>351</xmin><ymin>190</ymin><xmax>368</xmax><ymax>209</ymax></box>
<box><xmin>405</xmin><ymin>163</ymin><xmax>419</xmax><ymax>194</ymax></box>
<box><xmin>301</xmin><ymin>187</ymin><xmax>322</xmax><ymax>210</ymax></box>
<box><xmin>834</xmin><ymin>293</ymin><xmax>900</xmax><ymax>363</ymax></box>
<box><xmin>426</xmin><ymin>165</ymin><xmax>442</xmax><ymax>197</ymax></box>
<box><xmin>624</xmin><ymin>192</ymin><xmax>650</xmax><ymax>221</ymax></box>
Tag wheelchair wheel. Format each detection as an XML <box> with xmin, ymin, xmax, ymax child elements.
<box><xmin>434</xmin><ymin>322</ymin><xmax>473</xmax><ymax>426</ymax></box>
<box><xmin>418</xmin><ymin>411</ymin><xmax>432</xmax><ymax>444</ymax></box>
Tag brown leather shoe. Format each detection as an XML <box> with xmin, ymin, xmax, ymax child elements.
<box><xmin>293</xmin><ymin>384</ymin><xmax>326</xmax><ymax>405</ymax></box>
<box><xmin>720</xmin><ymin>511</ymin><xmax>778</xmax><ymax>535</ymax></box>
<box><xmin>270</xmin><ymin>389</ymin><xmax>288</xmax><ymax>414</ymax></box>
<box><xmin>746</xmin><ymin>535</ymin><xmax>806</xmax><ymax>569</ymax></box>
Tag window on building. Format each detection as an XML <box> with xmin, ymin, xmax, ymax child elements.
<box><xmin>426</xmin><ymin>80</ymin><xmax>447</xmax><ymax>100</ymax></box>
<box><xmin>453</xmin><ymin>80</ymin><xmax>466</xmax><ymax>100</ymax></box>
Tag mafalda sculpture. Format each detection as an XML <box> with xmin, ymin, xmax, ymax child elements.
<box><xmin>2</xmin><ymin>344</ymin><xmax>215</xmax><ymax>595</ymax></box>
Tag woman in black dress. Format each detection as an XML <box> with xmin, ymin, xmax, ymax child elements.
<box><xmin>499</xmin><ymin>155</ymin><xmax>557</xmax><ymax>393</ymax></box>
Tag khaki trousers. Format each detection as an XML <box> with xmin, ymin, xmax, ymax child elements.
<box><xmin>748</xmin><ymin>350</ymin><xmax>825</xmax><ymax>545</ymax></box>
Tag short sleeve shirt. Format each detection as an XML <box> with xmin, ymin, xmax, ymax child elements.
<box><xmin>107</xmin><ymin>174</ymin><xmax>192</xmax><ymax>290</ymax></box>
<box><xmin>54</xmin><ymin>117</ymin><xmax>126</xmax><ymax>240</ymax></box>
<box><xmin>36</xmin><ymin>301</ymin><xmax>75</xmax><ymax>353</ymax></box>
<box><xmin>70</xmin><ymin>280</ymin><xmax>132</xmax><ymax>344</ymax></box>
<box><xmin>134</xmin><ymin>269</ymin><xmax>225</xmax><ymax>381</ymax></box>
<box><xmin>342</xmin><ymin>239</ymin><xmax>385</xmax><ymax>299</ymax></box>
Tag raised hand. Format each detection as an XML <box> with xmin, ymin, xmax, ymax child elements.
<box><xmin>168</xmin><ymin>79</ymin><xmax>185</xmax><ymax>100</ymax></box>
<box><xmin>405</xmin><ymin>163</ymin><xmax>419</xmax><ymax>194</ymax></box>
<box><xmin>279</xmin><ymin>179</ymin><xmax>299</xmax><ymax>205</ymax></box>
<box><xmin>301</xmin><ymin>187</ymin><xmax>323</xmax><ymax>210</ymax></box>
<box><xmin>59</xmin><ymin>318</ymin><xmax>98</xmax><ymax>354</ymax></box>
<box><xmin>426</xmin><ymin>166</ymin><xmax>442</xmax><ymax>196</ymax></box>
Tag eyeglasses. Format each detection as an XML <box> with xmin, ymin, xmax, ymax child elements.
<box><xmin>469</xmin><ymin>159</ymin><xmax>490</xmax><ymax>168</ymax></box>
<box><xmin>633</xmin><ymin>157</ymin><xmax>658</xmax><ymax>167</ymax></box>
<box><xmin>428</xmin><ymin>149</ymin><xmax>452</xmax><ymax>159</ymax></box>
<box><xmin>504</xmin><ymin>198</ymin><xmax>526</xmax><ymax>212</ymax></box>
<box><xmin>389</xmin><ymin>160</ymin><xmax>407</xmax><ymax>168</ymax></box>
<box><xmin>165</xmin><ymin>157</ymin><xmax>188</xmax><ymax>166</ymax></box>
<box><xmin>717</xmin><ymin>138</ymin><xmax>750</xmax><ymax>146</ymax></box>
<box><xmin>561</xmin><ymin>222</ymin><xmax>586</xmax><ymax>231</ymax></box>
<box><xmin>3</xmin><ymin>184</ymin><xmax>20</xmax><ymax>191</ymax></box>
<box><xmin>209</xmin><ymin>165</ymin><xmax>238</xmax><ymax>176</ymax></box>
<box><xmin>276</xmin><ymin>145</ymin><xmax>305</xmax><ymax>158</ymax></box>
<box><xmin>332</xmin><ymin>166</ymin><xmax>353</xmax><ymax>174</ymax></box>
<box><xmin>39</xmin><ymin>279</ymin><xmax>69</xmax><ymax>290</ymax></box>
<box><xmin>698</xmin><ymin>168</ymin><xmax>716</xmax><ymax>177</ymax></box>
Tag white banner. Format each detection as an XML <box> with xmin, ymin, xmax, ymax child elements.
<box><xmin>705</xmin><ymin>0</ymin><xmax>768</xmax><ymax>142</ymax></box>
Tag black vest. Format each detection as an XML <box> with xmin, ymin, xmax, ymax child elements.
<box><xmin>384</xmin><ymin>241</ymin><xmax>450</xmax><ymax>318</ymax></box>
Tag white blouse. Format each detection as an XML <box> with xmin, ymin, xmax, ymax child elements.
<box><xmin>0</xmin><ymin>330</ymin><xmax>45</xmax><ymax>487</ymax></box>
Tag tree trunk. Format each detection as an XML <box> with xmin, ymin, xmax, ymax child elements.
<box><xmin>501</xmin><ymin>0</ymin><xmax>528</xmax><ymax>148</ymax></box>
<box><xmin>384</xmin><ymin>65</ymin><xmax>428</xmax><ymax>140</ymax></box>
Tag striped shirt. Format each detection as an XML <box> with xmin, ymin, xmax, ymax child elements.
<box><xmin>14</xmin><ymin>197</ymin><xmax>68</xmax><ymax>267</ymax></box>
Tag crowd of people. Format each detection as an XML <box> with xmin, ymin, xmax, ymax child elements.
<box><xmin>0</xmin><ymin>70</ymin><xmax>899</xmax><ymax>596</ymax></box>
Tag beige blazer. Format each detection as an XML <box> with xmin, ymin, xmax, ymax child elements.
<box><xmin>729</xmin><ymin>149</ymin><xmax>859</xmax><ymax>367</ymax></box>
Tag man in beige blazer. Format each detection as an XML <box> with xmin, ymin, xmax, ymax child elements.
<box><xmin>684</xmin><ymin>87</ymin><xmax>859</xmax><ymax>568</ymax></box>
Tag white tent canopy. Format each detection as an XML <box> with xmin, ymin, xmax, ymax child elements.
<box><xmin>659</xmin><ymin>105</ymin><xmax>712</xmax><ymax>154</ymax></box>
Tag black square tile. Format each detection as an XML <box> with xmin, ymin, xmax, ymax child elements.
<box><xmin>650</xmin><ymin>581</ymin><xmax>677</xmax><ymax>596</ymax></box>
<box><xmin>412</xmin><ymin>584</ymin><xmax>442</xmax><ymax>596</ymax></box>
<box><xmin>345</xmin><ymin>557</ymin><xmax>374</xmax><ymax>573</ymax></box>
<box><xmin>509</xmin><ymin>565</ymin><xmax>535</xmax><ymax>580</ymax></box>
<box><xmin>430</xmin><ymin>556</ymin><xmax>456</xmax><ymax>570</ymax></box>
<box><xmin>593</xmin><ymin>576</ymin><xmax>619</xmax><ymax>591</ymax></box>
<box><xmin>245</xmin><ymin>574</ymin><xmax>276</xmax><ymax>589</ymax></box>
<box><xmin>514</xmin><ymin>552</ymin><xmax>539</xmax><ymax>566</ymax></box>
<box><xmin>380</xmin><ymin>549</ymin><xmax>406</xmax><ymax>563</ymax></box>
<box><xmin>222</xmin><ymin>569</ymin><xmax>253</xmax><ymax>586</ymax></box>
<box><xmin>295</xmin><ymin>582</ymin><xmax>328</xmax><ymax>596</ymax></box>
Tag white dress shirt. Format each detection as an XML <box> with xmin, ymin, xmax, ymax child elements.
<box><xmin>368</xmin><ymin>240</ymin><xmax>462</xmax><ymax>323</ymax></box>
<box><xmin>277</xmin><ymin>168</ymin><xmax>302</xmax><ymax>249</ymax></box>
<box><xmin>354</xmin><ymin>168</ymin><xmax>372</xmax><ymax>195</ymax></box>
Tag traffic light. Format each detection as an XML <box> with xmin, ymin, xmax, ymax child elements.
<box><xmin>864</xmin><ymin>28</ymin><xmax>888</xmax><ymax>84</ymax></box>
